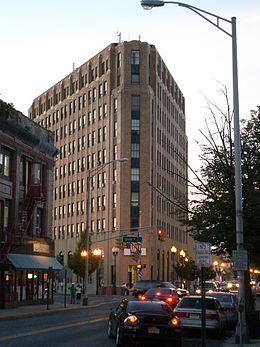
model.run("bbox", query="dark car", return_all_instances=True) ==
[132,280,175,298]
[140,287,179,309]
[107,299,182,347]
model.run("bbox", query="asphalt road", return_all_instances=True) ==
[1,296,258,347]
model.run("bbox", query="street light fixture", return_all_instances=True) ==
[179,249,186,289]
[82,157,128,306]
[112,246,120,295]
[171,245,177,283]
[93,248,103,295]
[141,1,247,343]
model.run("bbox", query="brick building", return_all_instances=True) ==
[29,40,193,292]
[0,100,61,308]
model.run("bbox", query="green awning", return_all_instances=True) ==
[7,253,63,271]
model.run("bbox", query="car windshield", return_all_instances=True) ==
[208,293,232,303]
[177,297,216,310]
[134,281,159,289]
[128,301,172,314]
[146,288,172,295]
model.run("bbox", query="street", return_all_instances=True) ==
[0,294,250,347]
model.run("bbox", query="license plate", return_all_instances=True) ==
[189,314,200,319]
[148,327,160,334]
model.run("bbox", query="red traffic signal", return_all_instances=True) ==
[157,228,164,240]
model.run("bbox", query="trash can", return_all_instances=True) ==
[246,311,260,339]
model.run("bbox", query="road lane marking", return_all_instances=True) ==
[0,316,107,341]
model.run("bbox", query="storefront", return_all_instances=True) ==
[0,253,63,308]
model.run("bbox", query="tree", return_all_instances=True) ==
[187,94,260,267]
[68,232,99,279]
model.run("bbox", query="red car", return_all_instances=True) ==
[140,287,179,309]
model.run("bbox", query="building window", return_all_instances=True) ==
[114,121,117,137]
[92,131,96,145]
[0,152,10,177]
[113,193,117,208]
[131,50,140,84]
[131,168,140,181]
[4,200,10,229]
[114,98,118,112]
[103,126,106,141]
[98,84,102,97]
[103,103,107,117]
[131,192,139,206]
[131,119,140,134]
[132,95,140,112]
[102,195,106,209]
[104,81,108,95]
[131,50,140,65]
[113,217,116,230]
[32,163,41,184]
[113,168,117,183]
[92,109,96,123]
[113,145,117,160]
[131,143,140,158]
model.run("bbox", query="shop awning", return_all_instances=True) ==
[7,253,63,271]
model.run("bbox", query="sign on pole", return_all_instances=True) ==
[195,242,212,267]
[123,236,142,243]
[232,250,248,271]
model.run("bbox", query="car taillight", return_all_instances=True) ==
[166,297,174,303]
[206,313,219,319]
[124,315,139,326]
[175,311,189,318]
[155,291,161,296]
[140,295,147,301]
[169,316,181,327]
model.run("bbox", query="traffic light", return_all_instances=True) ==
[137,262,142,269]
[136,263,142,269]
[157,227,164,240]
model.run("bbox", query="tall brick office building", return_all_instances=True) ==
[29,40,191,291]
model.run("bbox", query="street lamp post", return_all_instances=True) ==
[93,248,103,295]
[171,245,177,283]
[82,157,128,306]
[112,246,119,295]
[141,1,247,343]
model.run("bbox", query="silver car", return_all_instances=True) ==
[173,295,226,336]
[206,291,238,328]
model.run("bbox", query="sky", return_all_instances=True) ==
[0,0,259,171]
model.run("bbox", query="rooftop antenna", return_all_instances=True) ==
[117,31,121,43]
[139,35,141,41]
[73,63,75,71]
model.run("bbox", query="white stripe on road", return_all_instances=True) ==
[0,316,107,341]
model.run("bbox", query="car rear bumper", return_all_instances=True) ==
[122,326,182,343]
[179,318,221,331]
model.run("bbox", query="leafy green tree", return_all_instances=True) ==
[68,232,99,279]
[175,259,199,282]
[187,99,260,266]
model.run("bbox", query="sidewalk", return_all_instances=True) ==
[222,335,260,347]
[0,294,123,320]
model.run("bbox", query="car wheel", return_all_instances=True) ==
[115,325,125,347]
[107,320,113,338]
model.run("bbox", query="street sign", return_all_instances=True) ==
[123,236,142,243]
[195,242,212,267]
[232,250,248,271]
[130,242,141,253]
